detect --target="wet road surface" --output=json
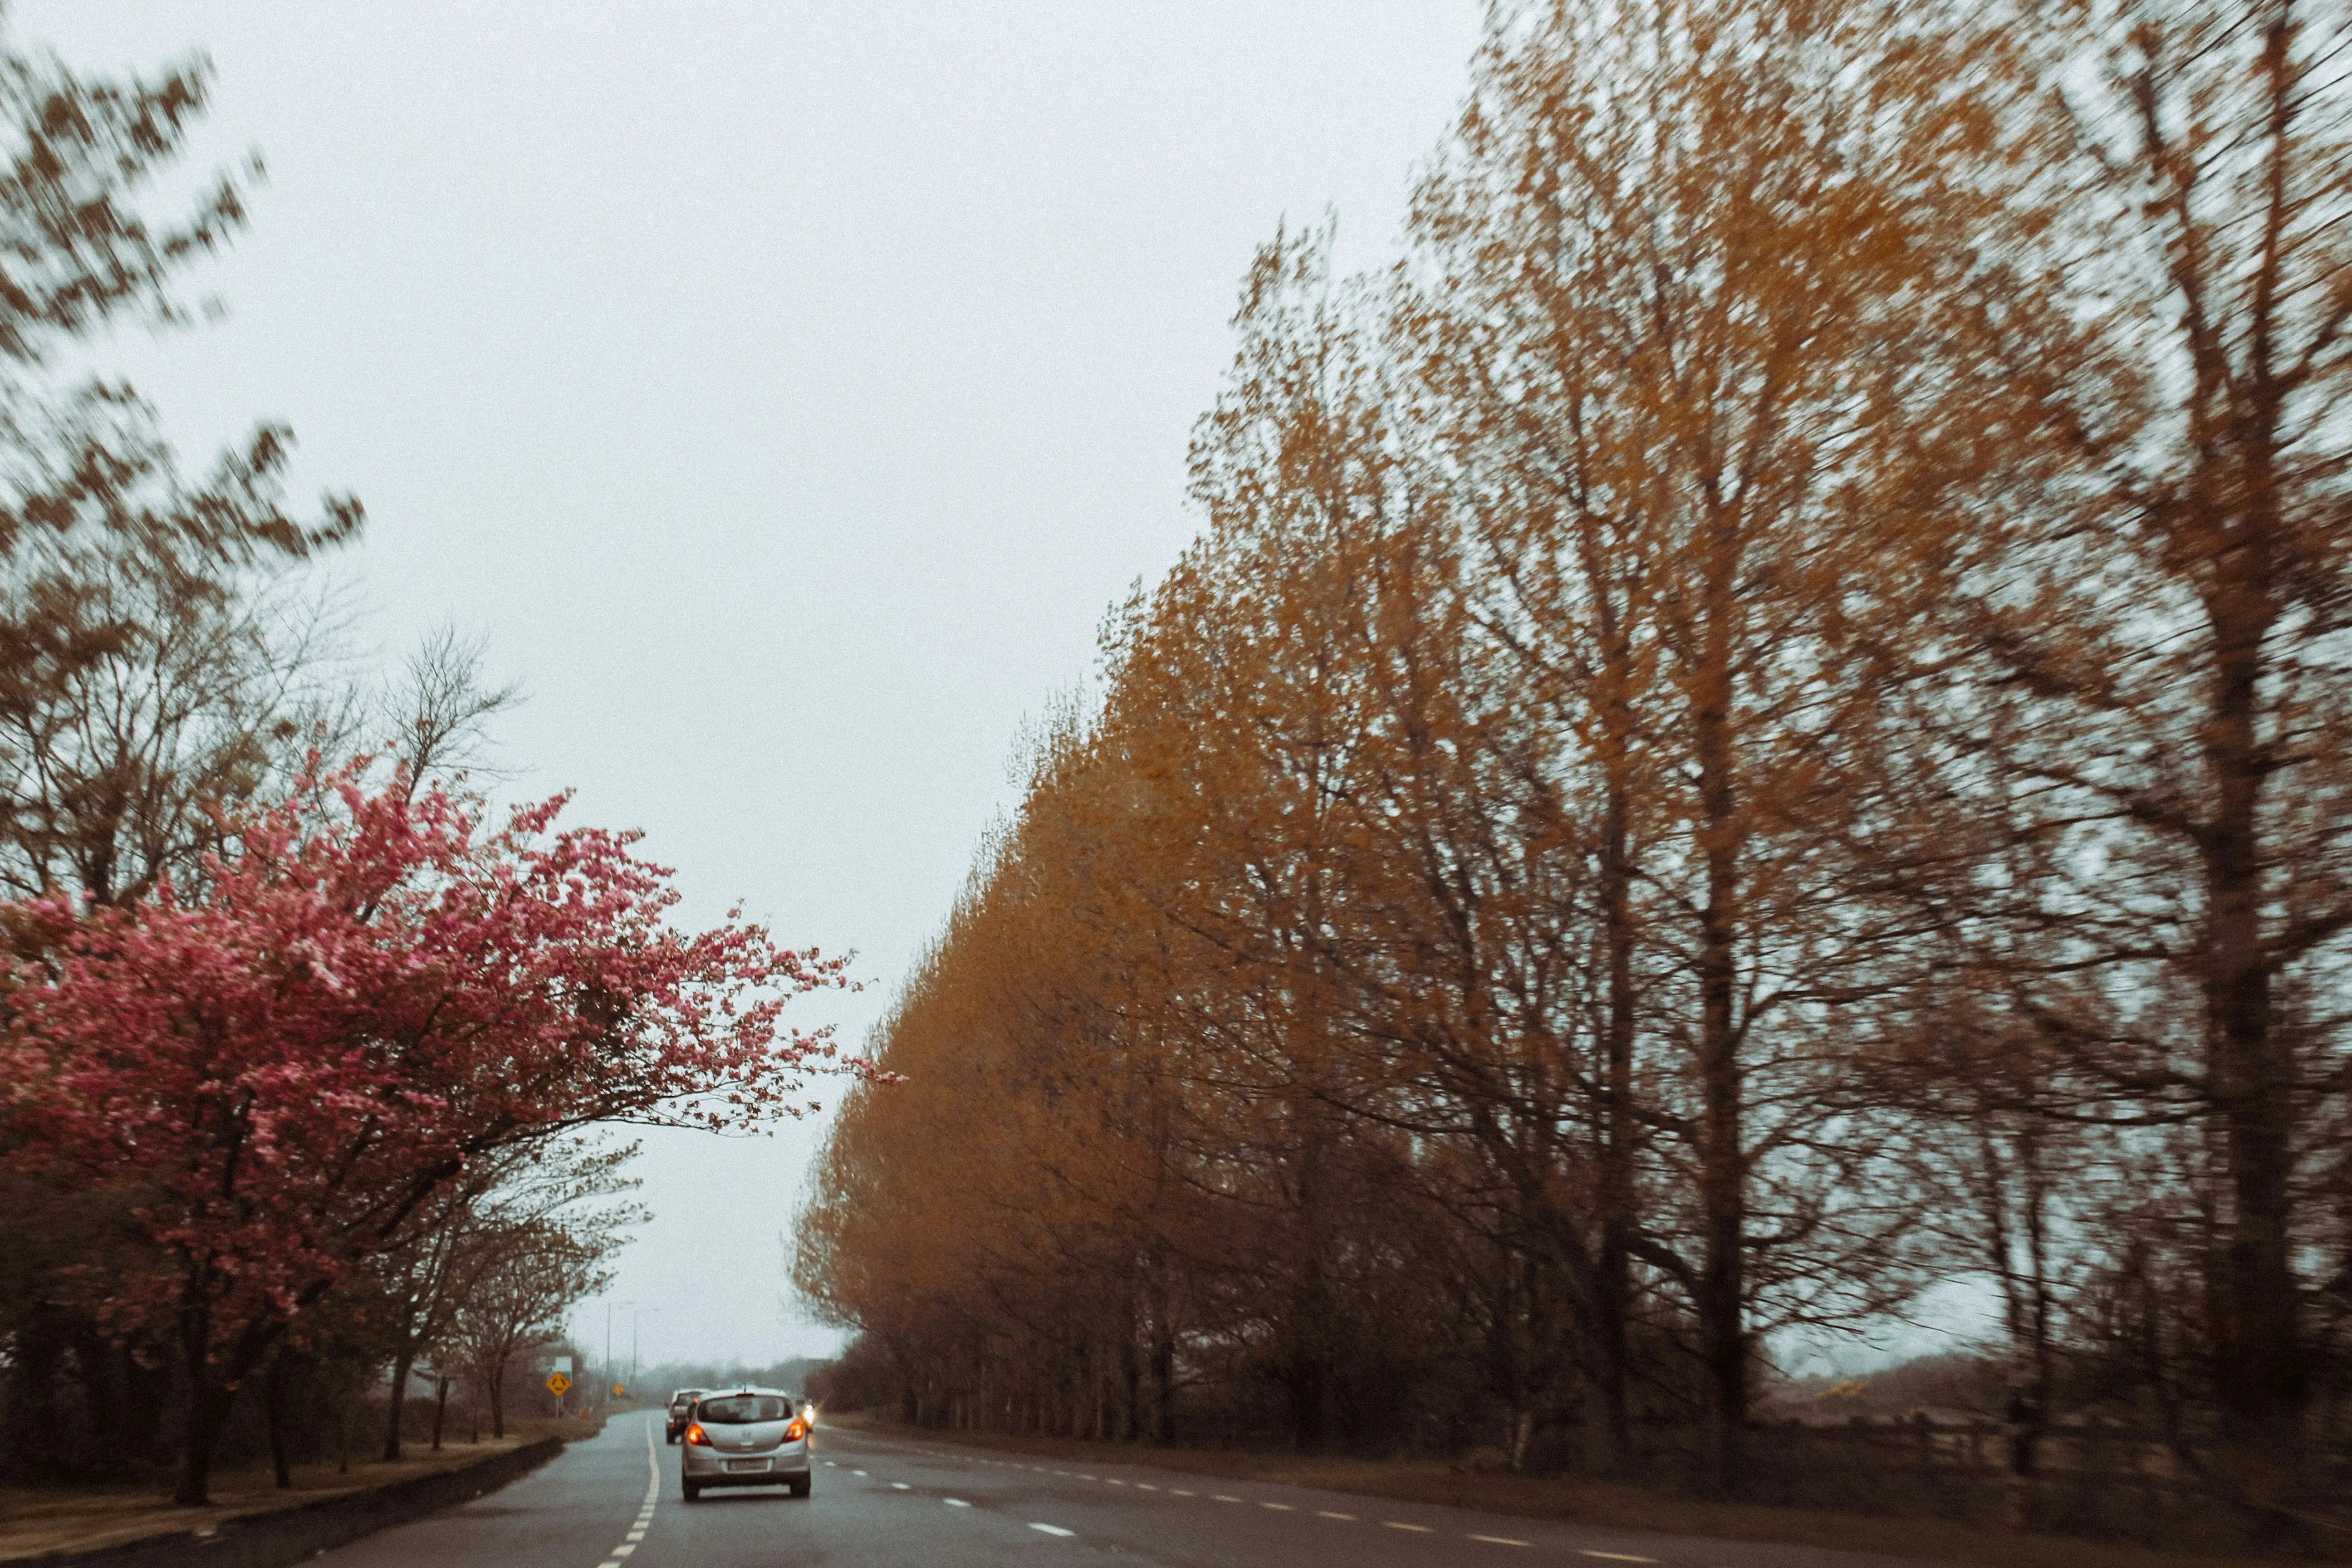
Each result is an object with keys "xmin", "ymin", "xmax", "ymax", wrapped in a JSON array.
[{"xmin": 319, "ymin": 1409, "xmax": 1940, "ymax": 1568}]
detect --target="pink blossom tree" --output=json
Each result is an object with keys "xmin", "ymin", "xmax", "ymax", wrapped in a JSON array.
[{"xmin": 1, "ymin": 765, "xmax": 857, "ymax": 1503}]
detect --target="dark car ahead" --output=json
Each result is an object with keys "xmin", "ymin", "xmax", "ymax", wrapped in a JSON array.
[
  {"xmin": 680, "ymin": 1387, "xmax": 810, "ymax": 1500},
  {"xmin": 665, "ymin": 1387, "xmax": 707, "ymax": 1445}
]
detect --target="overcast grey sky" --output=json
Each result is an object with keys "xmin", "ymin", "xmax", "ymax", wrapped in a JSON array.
[{"xmin": 21, "ymin": 0, "xmax": 1482, "ymax": 1370}]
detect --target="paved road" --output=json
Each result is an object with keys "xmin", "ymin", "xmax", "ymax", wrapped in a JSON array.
[{"xmin": 321, "ymin": 1410, "xmax": 1938, "ymax": 1568}]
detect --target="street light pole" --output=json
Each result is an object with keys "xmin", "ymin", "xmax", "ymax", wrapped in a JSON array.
[{"xmin": 632, "ymin": 1306, "xmax": 658, "ymax": 1395}]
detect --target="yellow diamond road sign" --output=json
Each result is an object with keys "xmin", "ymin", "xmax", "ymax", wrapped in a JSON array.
[
  {"xmin": 612, "ymin": 1382, "xmax": 626, "ymax": 1397},
  {"xmin": 545, "ymin": 1371, "xmax": 571, "ymax": 1396}
]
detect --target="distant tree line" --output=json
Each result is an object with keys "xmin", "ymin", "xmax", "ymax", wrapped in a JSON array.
[
  {"xmin": 0, "ymin": 18, "xmax": 849, "ymax": 1507},
  {"xmin": 646, "ymin": 1358, "xmax": 832, "ymax": 1402},
  {"xmin": 798, "ymin": 0, "xmax": 2352, "ymax": 1543}
]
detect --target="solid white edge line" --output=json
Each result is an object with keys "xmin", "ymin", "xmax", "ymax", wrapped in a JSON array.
[
  {"xmin": 602, "ymin": 1411, "xmax": 657, "ymax": 1564},
  {"xmin": 1029, "ymin": 1522, "xmax": 1075, "ymax": 1536}
]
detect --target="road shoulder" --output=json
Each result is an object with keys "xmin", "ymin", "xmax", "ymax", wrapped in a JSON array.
[{"xmin": 1, "ymin": 1416, "xmax": 604, "ymax": 1566}]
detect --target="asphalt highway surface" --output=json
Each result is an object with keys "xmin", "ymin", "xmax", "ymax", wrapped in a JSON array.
[{"xmin": 319, "ymin": 1410, "xmax": 1940, "ymax": 1568}]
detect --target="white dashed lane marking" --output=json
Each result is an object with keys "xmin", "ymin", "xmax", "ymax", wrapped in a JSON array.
[{"xmin": 835, "ymin": 1434, "xmax": 1658, "ymax": 1556}]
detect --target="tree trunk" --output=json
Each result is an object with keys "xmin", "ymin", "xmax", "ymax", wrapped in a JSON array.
[
  {"xmin": 1593, "ymin": 764, "xmax": 1638, "ymax": 1477},
  {"xmin": 263, "ymin": 1352, "xmax": 293, "ymax": 1489},
  {"xmin": 1984, "ymin": 1116, "xmax": 2056, "ymax": 1480},
  {"xmin": 1152, "ymin": 1327, "xmax": 1176, "ymax": 1444},
  {"xmin": 383, "ymin": 1351, "xmax": 416, "ymax": 1461},
  {"xmin": 0, "ymin": 1314, "xmax": 66, "ymax": 1485},
  {"xmin": 1576, "ymin": 483, "xmax": 1646, "ymax": 1482},
  {"xmin": 1120, "ymin": 1327, "xmax": 1141, "ymax": 1443},
  {"xmin": 173, "ymin": 1377, "xmax": 238, "ymax": 1506},
  {"xmin": 488, "ymin": 1357, "xmax": 508, "ymax": 1440},
  {"xmin": 433, "ymin": 1374, "xmax": 451, "ymax": 1451},
  {"xmin": 2200, "ymin": 504, "xmax": 2302, "ymax": 1504},
  {"xmin": 70, "ymin": 1321, "xmax": 122, "ymax": 1469},
  {"xmin": 171, "ymin": 1299, "xmax": 234, "ymax": 1507},
  {"xmin": 1692, "ymin": 511, "xmax": 1747, "ymax": 1496}
]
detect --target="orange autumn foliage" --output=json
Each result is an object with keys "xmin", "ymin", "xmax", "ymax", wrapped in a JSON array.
[{"xmin": 800, "ymin": 0, "xmax": 2352, "ymax": 1528}]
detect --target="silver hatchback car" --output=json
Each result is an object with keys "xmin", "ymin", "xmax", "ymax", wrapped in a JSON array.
[{"xmin": 679, "ymin": 1387, "xmax": 811, "ymax": 1500}]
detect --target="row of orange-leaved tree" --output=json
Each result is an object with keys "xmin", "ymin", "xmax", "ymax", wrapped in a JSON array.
[{"xmin": 799, "ymin": 0, "xmax": 2352, "ymax": 1530}]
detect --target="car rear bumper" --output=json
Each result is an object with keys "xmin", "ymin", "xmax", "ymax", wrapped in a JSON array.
[
  {"xmin": 687, "ymin": 1458, "xmax": 809, "ymax": 1488},
  {"xmin": 683, "ymin": 1443, "xmax": 808, "ymax": 1482}
]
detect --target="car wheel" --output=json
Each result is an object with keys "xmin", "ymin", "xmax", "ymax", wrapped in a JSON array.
[
  {"xmin": 683, "ymin": 1480, "xmax": 701, "ymax": 1502},
  {"xmin": 789, "ymin": 1477, "xmax": 810, "ymax": 1498}
]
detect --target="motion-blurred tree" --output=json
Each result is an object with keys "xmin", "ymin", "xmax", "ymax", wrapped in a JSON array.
[
  {"xmin": 0, "ymin": 23, "xmax": 360, "ymax": 908},
  {"xmin": 1927, "ymin": 0, "xmax": 2352, "ymax": 1510},
  {"xmin": 797, "ymin": 0, "xmax": 2352, "ymax": 1543},
  {"xmin": 0, "ymin": 13, "xmax": 358, "ymax": 1489}
]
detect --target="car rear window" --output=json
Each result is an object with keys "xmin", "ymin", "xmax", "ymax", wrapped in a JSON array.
[{"xmin": 697, "ymin": 1395, "xmax": 788, "ymax": 1424}]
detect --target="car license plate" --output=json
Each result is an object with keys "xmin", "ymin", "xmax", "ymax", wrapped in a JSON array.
[{"xmin": 724, "ymin": 1459, "xmax": 766, "ymax": 1472}]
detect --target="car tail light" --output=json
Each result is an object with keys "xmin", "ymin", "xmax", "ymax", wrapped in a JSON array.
[
  {"xmin": 685, "ymin": 1423, "xmax": 710, "ymax": 1446},
  {"xmin": 784, "ymin": 1419, "xmax": 807, "ymax": 1441}
]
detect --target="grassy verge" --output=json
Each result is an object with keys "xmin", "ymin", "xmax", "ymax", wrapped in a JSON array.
[
  {"xmin": 0, "ymin": 1411, "xmax": 607, "ymax": 1562},
  {"xmin": 824, "ymin": 1414, "xmax": 2293, "ymax": 1568}
]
